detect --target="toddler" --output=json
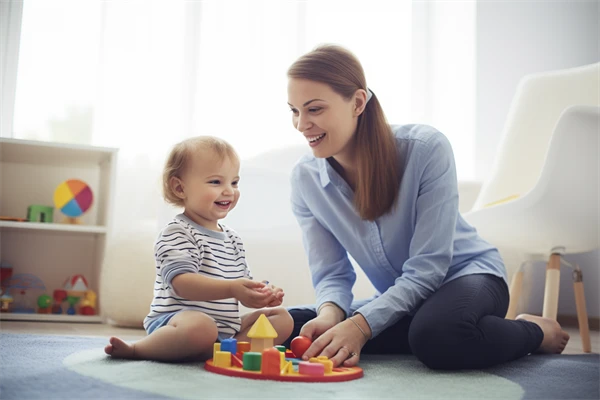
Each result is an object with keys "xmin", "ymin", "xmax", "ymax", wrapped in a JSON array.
[{"xmin": 105, "ymin": 136, "xmax": 293, "ymax": 361}]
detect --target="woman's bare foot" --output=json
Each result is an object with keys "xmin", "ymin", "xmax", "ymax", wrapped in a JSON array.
[
  {"xmin": 104, "ymin": 336, "xmax": 136, "ymax": 359},
  {"xmin": 516, "ymin": 314, "xmax": 570, "ymax": 354}
]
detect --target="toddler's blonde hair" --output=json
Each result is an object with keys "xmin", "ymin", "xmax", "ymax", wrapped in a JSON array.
[{"xmin": 162, "ymin": 136, "xmax": 239, "ymax": 207}]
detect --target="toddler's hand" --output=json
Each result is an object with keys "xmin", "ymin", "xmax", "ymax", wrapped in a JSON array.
[
  {"xmin": 231, "ymin": 278, "xmax": 275, "ymax": 309},
  {"xmin": 259, "ymin": 281, "xmax": 284, "ymax": 307}
]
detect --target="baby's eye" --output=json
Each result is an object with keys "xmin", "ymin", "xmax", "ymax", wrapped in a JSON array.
[
  {"xmin": 209, "ymin": 180, "xmax": 220, "ymax": 184},
  {"xmin": 232, "ymin": 181, "xmax": 239, "ymax": 186}
]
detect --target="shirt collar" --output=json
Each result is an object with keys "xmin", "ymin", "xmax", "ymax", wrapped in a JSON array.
[{"xmin": 317, "ymin": 157, "xmax": 331, "ymax": 187}]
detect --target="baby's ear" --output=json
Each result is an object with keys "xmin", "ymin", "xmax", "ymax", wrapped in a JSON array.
[{"xmin": 170, "ymin": 176, "xmax": 186, "ymax": 200}]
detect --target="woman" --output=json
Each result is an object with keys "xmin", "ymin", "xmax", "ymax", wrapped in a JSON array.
[{"xmin": 283, "ymin": 44, "xmax": 569, "ymax": 370}]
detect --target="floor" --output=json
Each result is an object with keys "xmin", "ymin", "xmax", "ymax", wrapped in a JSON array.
[{"xmin": 1, "ymin": 320, "xmax": 598, "ymax": 355}]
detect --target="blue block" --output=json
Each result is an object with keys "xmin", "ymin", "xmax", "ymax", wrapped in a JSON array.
[{"xmin": 220, "ymin": 338, "xmax": 237, "ymax": 354}]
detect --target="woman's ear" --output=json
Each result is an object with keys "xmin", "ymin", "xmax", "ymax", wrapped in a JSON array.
[
  {"xmin": 353, "ymin": 88, "xmax": 368, "ymax": 117},
  {"xmin": 170, "ymin": 176, "xmax": 186, "ymax": 200}
]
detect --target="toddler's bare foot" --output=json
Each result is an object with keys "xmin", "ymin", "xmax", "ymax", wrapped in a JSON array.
[
  {"xmin": 104, "ymin": 336, "xmax": 136, "ymax": 359},
  {"xmin": 516, "ymin": 314, "xmax": 570, "ymax": 354}
]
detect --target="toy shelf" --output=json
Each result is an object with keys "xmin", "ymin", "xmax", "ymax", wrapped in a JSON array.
[
  {"xmin": 0, "ymin": 313, "xmax": 102, "ymax": 323},
  {"xmin": 0, "ymin": 221, "xmax": 108, "ymax": 234},
  {"xmin": 0, "ymin": 137, "xmax": 118, "ymax": 323}
]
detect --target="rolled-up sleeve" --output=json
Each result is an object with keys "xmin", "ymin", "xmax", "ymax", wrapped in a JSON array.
[
  {"xmin": 356, "ymin": 133, "xmax": 458, "ymax": 337},
  {"xmin": 291, "ymin": 171, "xmax": 356, "ymax": 317}
]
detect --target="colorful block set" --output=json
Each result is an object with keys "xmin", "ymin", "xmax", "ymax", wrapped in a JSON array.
[{"xmin": 204, "ymin": 314, "xmax": 363, "ymax": 382}]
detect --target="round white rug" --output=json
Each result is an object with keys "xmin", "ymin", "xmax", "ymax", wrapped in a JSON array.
[{"xmin": 64, "ymin": 349, "xmax": 524, "ymax": 399}]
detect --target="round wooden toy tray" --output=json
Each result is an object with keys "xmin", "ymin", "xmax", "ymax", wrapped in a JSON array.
[{"xmin": 204, "ymin": 359, "xmax": 363, "ymax": 382}]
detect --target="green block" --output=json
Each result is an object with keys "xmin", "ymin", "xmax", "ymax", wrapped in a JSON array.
[
  {"xmin": 27, "ymin": 205, "xmax": 54, "ymax": 223},
  {"xmin": 242, "ymin": 352, "xmax": 262, "ymax": 371},
  {"xmin": 274, "ymin": 345, "xmax": 286, "ymax": 352}
]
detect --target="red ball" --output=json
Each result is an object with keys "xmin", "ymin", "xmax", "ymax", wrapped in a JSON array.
[{"xmin": 290, "ymin": 336, "xmax": 312, "ymax": 358}]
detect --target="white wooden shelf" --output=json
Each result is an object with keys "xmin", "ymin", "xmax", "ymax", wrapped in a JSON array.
[
  {"xmin": 0, "ymin": 313, "xmax": 103, "ymax": 323},
  {"xmin": 1, "ymin": 138, "xmax": 118, "ymax": 323},
  {"xmin": 0, "ymin": 221, "xmax": 108, "ymax": 234},
  {"xmin": 0, "ymin": 137, "xmax": 116, "ymax": 167}
]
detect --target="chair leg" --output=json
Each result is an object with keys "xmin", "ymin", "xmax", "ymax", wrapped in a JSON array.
[
  {"xmin": 542, "ymin": 254, "xmax": 561, "ymax": 320},
  {"xmin": 506, "ymin": 268, "xmax": 524, "ymax": 320},
  {"xmin": 573, "ymin": 269, "xmax": 592, "ymax": 353}
]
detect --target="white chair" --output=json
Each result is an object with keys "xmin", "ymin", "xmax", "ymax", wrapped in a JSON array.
[
  {"xmin": 463, "ymin": 63, "xmax": 599, "ymax": 353},
  {"xmin": 464, "ymin": 105, "xmax": 599, "ymax": 353}
]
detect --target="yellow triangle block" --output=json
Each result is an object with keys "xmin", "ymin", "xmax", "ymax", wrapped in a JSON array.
[{"xmin": 247, "ymin": 314, "xmax": 278, "ymax": 339}]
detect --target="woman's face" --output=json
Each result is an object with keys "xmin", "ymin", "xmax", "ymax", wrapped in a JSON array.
[{"xmin": 287, "ymin": 78, "xmax": 360, "ymax": 159}]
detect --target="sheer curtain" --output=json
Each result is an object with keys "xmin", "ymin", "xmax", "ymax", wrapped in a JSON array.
[{"xmin": 9, "ymin": 0, "xmax": 476, "ymax": 234}]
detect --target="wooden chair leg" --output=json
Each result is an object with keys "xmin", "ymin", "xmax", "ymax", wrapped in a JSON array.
[
  {"xmin": 506, "ymin": 268, "xmax": 524, "ymax": 319},
  {"xmin": 573, "ymin": 269, "xmax": 592, "ymax": 353},
  {"xmin": 542, "ymin": 254, "xmax": 561, "ymax": 320}
]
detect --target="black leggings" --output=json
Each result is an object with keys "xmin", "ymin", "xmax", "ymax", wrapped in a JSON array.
[{"xmin": 283, "ymin": 274, "xmax": 543, "ymax": 370}]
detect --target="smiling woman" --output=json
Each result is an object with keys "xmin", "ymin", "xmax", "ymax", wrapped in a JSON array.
[{"xmin": 287, "ymin": 46, "xmax": 400, "ymax": 221}]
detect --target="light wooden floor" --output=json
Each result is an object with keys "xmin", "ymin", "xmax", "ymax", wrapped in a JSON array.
[{"xmin": 1, "ymin": 320, "xmax": 598, "ymax": 354}]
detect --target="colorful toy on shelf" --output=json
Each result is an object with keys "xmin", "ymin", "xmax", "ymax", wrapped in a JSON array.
[
  {"xmin": 0, "ymin": 291, "xmax": 13, "ymax": 312},
  {"xmin": 205, "ymin": 314, "xmax": 363, "ymax": 382},
  {"xmin": 37, "ymin": 294, "xmax": 52, "ymax": 313},
  {"xmin": 1, "ymin": 273, "xmax": 46, "ymax": 313},
  {"xmin": 79, "ymin": 290, "xmax": 97, "ymax": 315},
  {"xmin": 53, "ymin": 179, "xmax": 94, "ymax": 224},
  {"xmin": 62, "ymin": 274, "xmax": 89, "ymax": 314},
  {"xmin": 26, "ymin": 205, "xmax": 54, "ymax": 223},
  {"xmin": 52, "ymin": 289, "xmax": 67, "ymax": 314},
  {"xmin": 0, "ymin": 262, "xmax": 13, "ymax": 293}
]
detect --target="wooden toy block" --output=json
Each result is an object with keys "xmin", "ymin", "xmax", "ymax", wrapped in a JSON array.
[
  {"xmin": 280, "ymin": 361, "xmax": 294, "ymax": 375},
  {"xmin": 275, "ymin": 345, "xmax": 286, "ymax": 352},
  {"xmin": 314, "ymin": 358, "xmax": 333, "ymax": 373},
  {"xmin": 214, "ymin": 351, "xmax": 231, "ymax": 368},
  {"xmin": 242, "ymin": 352, "xmax": 262, "ymax": 371},
  {"xmin": 285, "ymin": 350, "xmax": 295, "ymax": 358},
  {"xmin": 248, "ymin": 314, "xmax": 278, "ymax": 352},
  {"xmin": 231, "ymin": 354, "xmax": 243, "ymax": 368},
  {"xmin": 220, "ymin": 338, "xmax": 237, "ymax": 354},
  {"xmin": 298, "ymin": 361, "xmax": 325, "ymax": 376},
  {"xmin": 261, "ymin": 348, "xmax": 281, "ymax": 376},
  {"xmin": 279, "ymin": 351, "xmax": 285, "ymax": 369},
  {"xmin": 237, "ymin": 341, "xmax": 251, "ymax": 353},
  {"xmin": 213, "ymin": 343, "xmax": 221, "ymax": 360}
]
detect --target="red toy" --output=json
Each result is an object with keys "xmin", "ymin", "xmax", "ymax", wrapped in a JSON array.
[{"xmin": 290, "ymin": 336, "xmax": 312, "ymax": 359}]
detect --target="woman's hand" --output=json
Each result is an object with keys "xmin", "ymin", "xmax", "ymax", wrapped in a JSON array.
[
  {"xmin": 301, "ymin": 315, "xmax": 371, "ymax": 367},
  {"xmin": 230, "ymin": 279, "xmax": 275, "ymax": 308}
]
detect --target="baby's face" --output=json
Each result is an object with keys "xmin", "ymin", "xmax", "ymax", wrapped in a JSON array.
[{"xmin": 180, "ymin": 152, "xmax": 240, "ymax": 231}]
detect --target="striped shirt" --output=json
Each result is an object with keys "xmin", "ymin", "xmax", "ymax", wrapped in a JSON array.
[{"xmin": 143, "ymin": 214, "xmax": 251, "ymax": 336}]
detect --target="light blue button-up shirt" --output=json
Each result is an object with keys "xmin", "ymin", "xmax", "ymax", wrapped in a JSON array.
[{"xmin": 290, "ymin": 124, "xmax": 507, "ymax": 337}]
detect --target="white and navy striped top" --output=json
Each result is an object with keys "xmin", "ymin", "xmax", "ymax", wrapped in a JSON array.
[{"xmin": 143, "ymin": 214, "xmax": 251, "ymax": 336}]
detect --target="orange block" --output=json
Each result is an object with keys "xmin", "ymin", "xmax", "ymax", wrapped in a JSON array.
[
  {"xmin": 237, "ymin": 341, "xmax": 251, "ymax": 353},
  {"xmin": 261, "ymin": 347, "xmax": 281, "ymax": 376}
]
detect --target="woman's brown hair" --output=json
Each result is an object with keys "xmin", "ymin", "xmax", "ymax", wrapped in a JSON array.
[{"xmin": 288, "ymin": 44, "xmax": 400, "ymax": 220}]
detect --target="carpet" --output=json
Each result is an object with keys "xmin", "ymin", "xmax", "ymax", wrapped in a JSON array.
[{"xmin": 1, "ymin": 333, "xmax": 598, "ymax": 400}]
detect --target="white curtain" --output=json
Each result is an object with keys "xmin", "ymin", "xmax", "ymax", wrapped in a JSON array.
[{"xmin": 10, "ymin": 0, "xmax": 476, "ymax": 234}]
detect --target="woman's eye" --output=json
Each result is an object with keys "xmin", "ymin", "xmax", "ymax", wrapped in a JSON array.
[
  {"xmin": 290, "ymin": 108, "xmax": 298, "ymax": 115},
  {"xmin": 309, "ymin": 108, "xmax": 321, "ymax": 113}
]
